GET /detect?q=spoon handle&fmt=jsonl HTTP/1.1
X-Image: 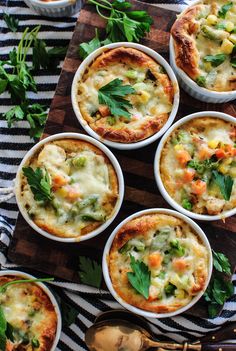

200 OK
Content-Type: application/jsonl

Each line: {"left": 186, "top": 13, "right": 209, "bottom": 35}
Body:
{"left": 202, "top": 343, "right": 236, "bottom": 351}
{"left": 200, "top": 322, "right": 236, "bottom": 343}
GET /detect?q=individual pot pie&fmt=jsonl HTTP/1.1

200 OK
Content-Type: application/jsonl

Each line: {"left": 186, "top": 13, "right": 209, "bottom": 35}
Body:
{"left": 108, "top": 213, "right": 210, "bottom": 314}
{"left": 18, "top": 139, "right": 118, "bottom": 238}
{"left": 0, "top": 275, "right": 57, "bottom": 351}
{"left": 76, "top": 47, "right": 174, "bottom": 143}
{"left": 160, "top": 117, "right": 236, "bottom": 215}
{"left": 171, "top": 0, "right": 236, "bottom": 91}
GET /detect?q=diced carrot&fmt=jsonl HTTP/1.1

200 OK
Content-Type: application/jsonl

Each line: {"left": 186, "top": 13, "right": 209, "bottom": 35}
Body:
{"left": 215, "top": 148, "right": 227, "bottom": 159}
{"left": 98, "top": 105, "right": 110, "bottom": 117}
{"left": 191, "top": 180, "right": 207, "bottom": 195}
{"left": 225, "top": 144, "right": 234, "bottom": 156}
{"left": 65, "top": 186, "right": 80, "bottom": 202}
{"left": 183, "top": 168, "right": 195, "bottom": 182}
{"left": 175, "top": 150, "right": 191, "bottom": 166}
{"left": 173, "top": 258, "right": 188, "bottom": 272}
{"left": 148, "top": 286, "right": 160, "bottom": 302}
{"left": 52, "top": 175, "right": 68, "bottom": 191}
{"left": 6, "top": 341, "right": 14, "bottom": 351}
{"left": 198, "top": 147, "right": 212, "bottom": 161}
{"left": 148, "top": 252, "right": 163, "bottom": 269}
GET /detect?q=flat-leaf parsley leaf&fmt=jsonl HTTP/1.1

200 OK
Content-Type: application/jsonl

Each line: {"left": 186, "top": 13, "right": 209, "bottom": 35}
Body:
{"left": 78, "top": 256, "right": 102, "bottom": 289}
{"left": 22, "top": 167, "right": 52, "bottom": 203}
{"left": 98, "top": 78, "right": 135, "bottom": 120}
{"left": 127, "top": 254, "right": 150, "bottom": 299}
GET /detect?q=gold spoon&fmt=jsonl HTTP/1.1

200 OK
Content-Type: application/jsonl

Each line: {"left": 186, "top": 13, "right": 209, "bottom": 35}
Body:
{"left": 84, "top": 319, "right": 201, "bottom": 351}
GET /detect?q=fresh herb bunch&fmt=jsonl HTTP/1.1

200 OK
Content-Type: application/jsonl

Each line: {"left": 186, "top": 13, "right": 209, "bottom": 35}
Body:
{"left": 3, "top": 13, "right": 19, "bottom": 32}
{"left": 22, "top": 167, "right": 53, "bottom": 203}
{"left": 78, "top": 0, "right": 153, "bottom": 59}
{"left": 78, "top": 256, "right": 102, "bottom": 289}
{"left": 204, "top": 250, "right": 234, "bottom": 318}
{"left": 98, "top": 78, "right": 135, "bottom": 120}
{"left": 0, "top": 26, "right": 67, "bottom": 138}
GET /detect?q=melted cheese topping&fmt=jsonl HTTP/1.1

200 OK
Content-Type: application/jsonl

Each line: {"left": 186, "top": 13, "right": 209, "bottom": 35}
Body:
{"left": 109, "top": 214, "right": 209, "bottom": 313}
{"left": 77, "top": 48, "right": 174, "bottom": 143}
{"left": 160, "top": 117, "right": 236, "bottom": 215}
{"left": 178, "top": 0, "right": 236, "bottom": 91}
{"left": 20, "top": 140, "right": 118, "bottom": 238}
{"left": 0, "top": 277, "right": 57, "bottom": 351}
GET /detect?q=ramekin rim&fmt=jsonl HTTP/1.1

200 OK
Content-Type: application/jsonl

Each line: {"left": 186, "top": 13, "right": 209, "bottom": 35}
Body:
{"left": 102, "top": 208, "right": 213, "bottom": 319}
{"left": 15, "top": 132, "right": 124, "bottom": 243}
{"left": 71, "top": 41, "right": 180, "bottom": 150}
{"left": 0, "top": 269, "right": 61, "bottom": 351}
{"left": 154, "top": 111, "right": 236, "bottom": 221}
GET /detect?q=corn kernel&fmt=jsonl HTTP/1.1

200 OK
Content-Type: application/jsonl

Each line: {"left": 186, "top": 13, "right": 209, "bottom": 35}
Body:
{"left": 174, "top": 144, "right": 184, "bottom": 151}
{"left": 138, "top": 90, "right": 150, "bottom": 104}
{"left": 56, "top": 187, "right": 68, "bottom": 197}
{"left": 229, "top": 33, "right": 236, "bottom": 44}
{"left": 221, "top": 38, "right": 234, "bottom": 54}
{"left": 203, "top": 61, "right": 212, "bottom": 72}
{"left": 206, "top": 14, "right": 218, "bottom": 25}
{"left": 223, "top": 157, "right": 233, "bottom": 166}
{"left": 218, "top": 164, "right": 229, "bottom": 174}
{"left": 175, "top": 289, "right": 185, "bottom": 299}
{"left": 229, "top": 167, "right": 236, "bottom": 177}
{"left": 208, "top": 140, "right": 219, "bottom": 149}
{"left": 225, "top": 21, "right": 234, "bottom": 32}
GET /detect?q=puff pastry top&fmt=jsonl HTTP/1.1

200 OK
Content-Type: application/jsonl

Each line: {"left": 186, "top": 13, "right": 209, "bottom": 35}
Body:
{"left": 171, "top": 0, "right": 236, "bottom": 91}
{"left": 18, "top": 139, "right": 118, "bottom": 238}
{"left": 77, "top": 47, "right": 174, "bottom": 143}
{"left": 109, "top": 213, "right": 209, "bottom": 313}
{"left": 0, "top": 276, "right": 57, "bottom": 351}
{"left": 160, "top": 117, "right": 236, "bottom": 215}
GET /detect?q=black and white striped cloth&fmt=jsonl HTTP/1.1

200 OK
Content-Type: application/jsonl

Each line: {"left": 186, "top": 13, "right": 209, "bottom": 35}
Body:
{"left": 0, "top": 1, "right": 236, "bottom": 350}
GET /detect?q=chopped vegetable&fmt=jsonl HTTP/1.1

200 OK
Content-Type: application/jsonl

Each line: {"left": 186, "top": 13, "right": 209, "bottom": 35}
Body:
{"left": 182, "top": 198, "right": 192, "bottom": 211}
{"left": 72, "top": 156, "right": 87, "bottom": 168}
{"left": 98, "top": 78, "right": 135, "bottom": 120}
{"left": 164, "top": 283, "right": 176, "bottom": 296}
{"left": 175, "top": 149, "right": 191, "bottom": 166}
{"left": 203, "top": 54, "right": 227, "bottom": 67}
{"left": 191, "top": 179, "right": 207, "bottom": 195}
{"left": 218, "top": 2, "right": 233, "bottom": 19}
{"left": 169, "top": 239, "right": 185, "bottom": 257}
{"left": 196, "top": 75, "right": 206, "bottom": 87}
{"left": 127, "top": 254, "right": 151, "bottom": 299}
{"left": 148, "top": 252, "right": 163, "bottom": 268}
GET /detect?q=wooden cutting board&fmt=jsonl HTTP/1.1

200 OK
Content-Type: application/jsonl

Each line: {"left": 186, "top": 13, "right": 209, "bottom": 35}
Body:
{"left": 7, "top": 0, "right": 236, "bottom": 318}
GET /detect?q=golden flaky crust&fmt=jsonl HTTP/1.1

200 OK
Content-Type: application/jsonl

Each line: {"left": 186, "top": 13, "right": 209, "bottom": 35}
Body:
{"left": 20, "top": 139, "right": 118, "bottom": 238}
{"left": 109, "top": 213, "right": 208, "bottom": 314}
{"left": 171, "top": 5, "right": 203, "bottom": 80}
{"left": 77, "top": 47, "right": 174, "bottom": 143}
{"left": 0, "top": 276, "right": 57, "bottom": 351}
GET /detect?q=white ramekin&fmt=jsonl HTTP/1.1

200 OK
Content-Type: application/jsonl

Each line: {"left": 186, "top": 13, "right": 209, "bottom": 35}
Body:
{"left": 71, "top": 42, "right": 180, "bottom": 150}
{"left": 23, "top": 0, "right": 82, "bottom": 17}
{"left": 169, "top": 1, "right": 236, "bottom": 103}
{"left": 15, "top": 132, "right": 124, "bottom": 243}
{"left": 103, "top": 208, "right": 213, "bottom": 319}
{"left": 0, "top": 270, "right": 61, "bottom": 350}
{"left": 154, "top": 111, "right": 236, "bottom": 221}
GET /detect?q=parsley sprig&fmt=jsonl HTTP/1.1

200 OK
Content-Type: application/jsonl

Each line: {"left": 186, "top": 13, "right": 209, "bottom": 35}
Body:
{"left": 98, "top": 78, "right": 135, "bottom": 119}
{"left": 78, "top": 256, "right": 102, "bottom": 289}
{"left": 3, "top": 13, "right": 19, "bottom": 32}
{"left": 212, "top": 170, "right": 234, "bottom": 201}
{"left": 204, "top": 250, "right": 234, "bottom": 318}
{"left": 79, "top": 0, "right": 153, "bottom": 59}
{"left": 22, "top": 167, "right": 53, "bottom": 203}
{"left": 127, "top": 254, "right": 151, "bottom": 299}
{"left": 0, "top": 26, "right": 67, "bottom": 138}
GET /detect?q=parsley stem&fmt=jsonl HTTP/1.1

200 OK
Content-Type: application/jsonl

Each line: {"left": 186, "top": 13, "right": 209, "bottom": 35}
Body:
{"left": 0, "top": 277, "right": 54, "bottom": 293}
{"left": 89, "top": 0, "right": 112, "bottom": 11}
{"left": 96, "top": 5, "right": 111, "bottom": 20}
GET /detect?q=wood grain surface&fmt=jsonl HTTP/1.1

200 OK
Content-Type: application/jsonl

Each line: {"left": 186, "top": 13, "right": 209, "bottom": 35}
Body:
{"left": 7, "top": 0, "right": 236, "bottom": 318}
